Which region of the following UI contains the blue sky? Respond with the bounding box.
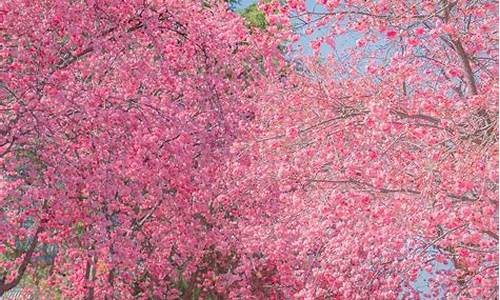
[235,0,256,9]
[234,0,362,62]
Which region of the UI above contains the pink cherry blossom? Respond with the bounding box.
[0,0,498,299]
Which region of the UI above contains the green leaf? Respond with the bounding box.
[239,4,267,29]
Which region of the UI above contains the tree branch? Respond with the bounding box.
[0,225,43,296]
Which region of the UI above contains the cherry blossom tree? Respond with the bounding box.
[0,0,288,298]
[221,0,497,298]
[0,0,498,299]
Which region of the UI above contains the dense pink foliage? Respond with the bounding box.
[0,0,498,299]
[0,0,286,298]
